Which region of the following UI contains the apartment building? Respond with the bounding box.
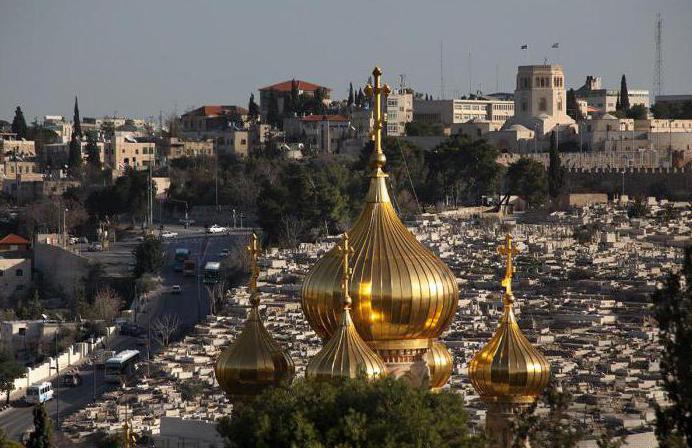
[412,98,514,131]
[384,90,413,136]
[105,134,156,172]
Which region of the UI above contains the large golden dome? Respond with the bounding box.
[306,234,387,381]
[215,234,295,400]
[301,67,458,356]
[468,235,550,404]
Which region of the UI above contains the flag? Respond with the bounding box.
[521,44,528,50]
[552,42,560,48]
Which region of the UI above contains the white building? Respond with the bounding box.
[575,76,650,115]
[413,97,514,132]
[384,90,413,136]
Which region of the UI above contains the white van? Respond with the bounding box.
[25,382,54,404]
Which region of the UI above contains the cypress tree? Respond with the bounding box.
[73,96,82,138]
[615,92,621,112]
[11,106,28,139]
[68,134,82,172]
[620,74,630,112]
[548,131,564,199]
[85,132,101,168]
[347,82,354,107]
[248,93,259,121]
[26,404,53,448]
[266,90,280,128]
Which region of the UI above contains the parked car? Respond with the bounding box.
[161,231,178,239]
[219,248,230,257]
[60,372,82,387]
[207,224,227,234]
[171,285,182,294]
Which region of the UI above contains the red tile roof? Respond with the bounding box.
[182,105,249,118]
[300,114,349,122]
[0,233,30,245]
[259,80,330,93]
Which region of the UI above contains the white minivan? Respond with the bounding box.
[25,382,54,404]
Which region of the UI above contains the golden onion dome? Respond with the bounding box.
[426,340,453,390]
[301,67,458,355]
[215,234,295,400]
[306,234,387,381]
[468,235,550,404]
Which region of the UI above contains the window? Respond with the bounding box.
[16,269,23,277]
[557,100,563,111]
[539,98,547,111]
[241,139,247,145]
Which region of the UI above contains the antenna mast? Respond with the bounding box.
[468,49,472,97]
[654,13,663,97]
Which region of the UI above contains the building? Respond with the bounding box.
[258,80,331,118]
[42,139,106,168]
[0,133,36,158]
[575,76,650,115]
[0,258,31,300]
[42,116,73,143]
[0,234,30,252]
[283,115,351,153]
[105,134,156,172]
[413,97,514,133]
[384,89,413,136]
[180,105,248,134]
[158,137,214,162]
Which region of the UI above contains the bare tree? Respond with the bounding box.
[280,214,305,250]
[91,287,123,322]
[152,314,180,347]
[205,281,226,316]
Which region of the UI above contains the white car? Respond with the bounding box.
[219,248,230,257]
[207,225,227,234]
[171,285,182,294]
[161,231,178,239]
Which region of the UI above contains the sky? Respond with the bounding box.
[1,0,691,122]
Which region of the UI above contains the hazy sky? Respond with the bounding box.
[1,0,691,122]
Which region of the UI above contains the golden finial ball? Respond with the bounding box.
[364,84,374,98]
[372,66,383,77]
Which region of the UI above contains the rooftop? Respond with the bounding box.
[259,80,330,93]
[0,233,30,246]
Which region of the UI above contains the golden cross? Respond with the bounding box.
[364,66,391,170]
[336,233,354,308]
[246,233,261,294]
[497,234,519,295]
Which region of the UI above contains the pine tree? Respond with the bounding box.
[26,404,53,448]
[68,134,83,173]
[73,96,82,138]
[620,74,630,112]
[11,106,28,139]
[548,131,564,199]
[347,82,354,107]
[248,93,259,121]
[653,247,692,447]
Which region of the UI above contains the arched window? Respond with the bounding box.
[539,98,547,111]
[557,100,563,111]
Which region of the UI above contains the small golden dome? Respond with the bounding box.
[426,340,453,390]
[301,67,458,355]
[468,235,550,404]
[215,234,295,399]
[306,234,387,381]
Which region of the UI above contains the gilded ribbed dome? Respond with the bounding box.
[301,67,458,355]
[307,234,387,381]
[215,234,295,400]
[426,340,453,390]
[468,235,550,404]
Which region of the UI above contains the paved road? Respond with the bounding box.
[0,231,250,441]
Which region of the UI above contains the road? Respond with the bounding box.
[0,230,250,441]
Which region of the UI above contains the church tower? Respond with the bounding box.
[469,234,550,447]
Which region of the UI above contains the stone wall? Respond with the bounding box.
[33,243,91,300]
[564,166,691,199]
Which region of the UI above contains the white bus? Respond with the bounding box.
[104,350,141,383]
[25,382,54,404]
[203,261,221,284]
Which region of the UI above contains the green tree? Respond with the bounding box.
[513,380,583,448]
[133,236,164,277]
[68,135,82,173]
[626,104,648,120]
[85,131,101,168]
[627,197,648,218]
[566,89,583,121]
[73,96,82,138]
[619,74,630,112]
[348,82,354,107]
[405,120,443,136]
[26,404,53,448]
[248,93,259,122]
[548,132,565,199]
[652,247,692,447]
[217,377,486,448]
[11,106,28,139]
[506,158,548,208]
[0,351,25,404]
[177,378,207,402]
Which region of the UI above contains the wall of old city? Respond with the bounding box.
[564,167,691,198]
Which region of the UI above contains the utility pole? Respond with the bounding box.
[215,152,219,211]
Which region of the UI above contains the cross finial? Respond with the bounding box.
[336,233,354,309]
[498,234,519,296]
[364,66,391,171]
[247,233,261,304]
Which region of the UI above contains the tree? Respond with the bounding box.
[152,314,180,347]
[512,380,583,448]
[0,351,25,404]
[548,132,565,199]
[177,378,207,402]
[11,106,28,139]
[26,404,53,448]
[626,104,648,120]
[627,197,648,218]
[347,82,354,107]
[652,247,692,447]
[248,93,259,122]
[133,236,164,277]
[266,90,280,128]
[84,132,101,168]
[405,120,443,136]
[615,92,621,112]
[620,74,630,112]
[73,96,82,138]
[566,89,583,121]
[216,377,486,448]
[90,287,123,322]
[595,428,626,448]
[0,427,24,448]
[506,158,548,208]
[68,135,82,173]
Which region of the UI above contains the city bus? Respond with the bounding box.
[25,382,54,404]
[203,261,221,284]
[174,248,190,272]
[104,350,141,383]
